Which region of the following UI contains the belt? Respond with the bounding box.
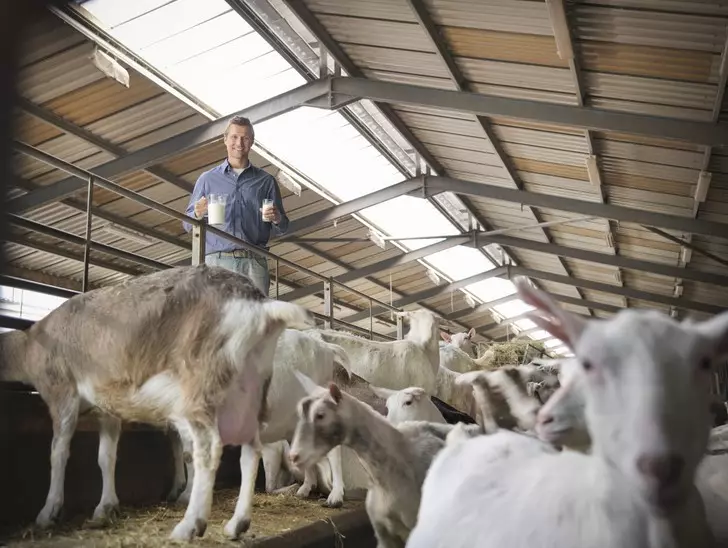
[210,249,261,259]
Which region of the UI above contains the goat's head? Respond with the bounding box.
[370,385,440,425]
[535,359,591,452]
[289,371,347,470]
[441,327,477,357]
[515,276,728,514]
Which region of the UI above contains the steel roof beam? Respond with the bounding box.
[275,179,423,240]
[329,77,728,148]
[279,235,470,302]
[8,78,331,213]
[421,175,728,240]
[15,97,193,193]
[508,267,725,315]
[404,0,593,316]
[341,266,507,324]
[483,233,728,287]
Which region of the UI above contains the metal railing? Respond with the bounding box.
[12,140,405,341]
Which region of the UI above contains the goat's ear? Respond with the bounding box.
[293,370,325,396]
[514,277,586,349]
[693,311,728,360]
[408,387,426,399]
[328,383,342,404]
[467,327,476,339]
[440,331,452,342]
[370,385,396,400]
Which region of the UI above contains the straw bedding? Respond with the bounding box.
[2,490,364,547]
[480,340,549,368]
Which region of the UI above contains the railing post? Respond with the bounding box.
[82,175,94,292]
[275,258,280,299]
[324,278,334,330]
[396,314,404,339]
[369,299,374,340]
[191,221,206,266]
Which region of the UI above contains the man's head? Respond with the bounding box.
[223,116,255,166]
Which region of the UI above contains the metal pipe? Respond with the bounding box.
[82,175,94,292]
[275,258,279,299]
[329,278,400,313]
[7,214,170,271]
[644,226,728,269]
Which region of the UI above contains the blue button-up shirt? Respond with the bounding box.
[182,159,290,253]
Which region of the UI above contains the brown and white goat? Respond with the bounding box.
[0,265,314,541]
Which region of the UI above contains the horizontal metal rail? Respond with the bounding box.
[10,140,404,321]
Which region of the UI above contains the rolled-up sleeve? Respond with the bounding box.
[183,174,207,233]
[269,176,289,235]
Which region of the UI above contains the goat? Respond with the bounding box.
[0,265,314,541]
[438,343,496,374]
[536,360,728,547]
[167,327,353,537]
[440,327,476,357]
[289,371,481,548]
[407,276,725,548]
[307,309,441,393]
[371,386,446,425]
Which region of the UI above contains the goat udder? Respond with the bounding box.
[217,366,262,446]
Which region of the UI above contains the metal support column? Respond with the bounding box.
[82,175,94,292]
[396,315,404,339]
[324,279,334,330]
[191,222,206,266]
[275,258,280,299]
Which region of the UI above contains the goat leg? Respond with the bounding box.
[324,446,344,508]
[223,433,262,540]
[91,414,121,523]
[168,419,222,541]
[261,442,284,493]
[295,466,318,499]
[166,429,188,503]
[36,395,80,529]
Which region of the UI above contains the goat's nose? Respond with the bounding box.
[636,454,685,486]
[288,451,300,465]
[537,414,554,426]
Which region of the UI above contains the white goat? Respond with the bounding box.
[288,371,481,548]
[307,309,441,394]
[440,327,476,357]
[0,265,314,541]
[536,360,728,547]
[438,343,495,374]
[371,385,446,425]
[407,277,725,548]
[167,328,353,537]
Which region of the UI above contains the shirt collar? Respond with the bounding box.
[222,158,253,173]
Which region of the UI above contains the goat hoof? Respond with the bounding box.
[169,518,206,540]
[35,503,62,529]
[165,484,186,503]
[90,501,120,526]
[295,485,313,499]
[223,517,250,539]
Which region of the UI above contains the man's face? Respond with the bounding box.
[224,123,254,161]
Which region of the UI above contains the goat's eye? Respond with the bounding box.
[699,357,712,371]
[404,400,412,406]
[581,359,593,372]
[315,412,325,421]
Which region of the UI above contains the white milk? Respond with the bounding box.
[208,202,226,225]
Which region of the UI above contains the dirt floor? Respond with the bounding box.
[1,489,365,547]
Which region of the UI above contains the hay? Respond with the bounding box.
[479,340,549,368]
[2,490,364,547]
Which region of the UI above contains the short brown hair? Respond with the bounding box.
[224,116,254,139]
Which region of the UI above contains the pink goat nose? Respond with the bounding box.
[636,454,684,486]
[537,414,554,426]
[289,451,300,465]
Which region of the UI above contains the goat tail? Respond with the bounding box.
[325,342,352,379]
[261,301,316,331]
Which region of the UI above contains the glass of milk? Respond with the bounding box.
[261,198,274,222]
[208,194,227,226]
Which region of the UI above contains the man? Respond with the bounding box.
[183,115,289,296]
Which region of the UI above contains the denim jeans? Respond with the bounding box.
[205,253,270,297]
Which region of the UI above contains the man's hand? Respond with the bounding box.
[194,196,207,219]
[261,204,281,224]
